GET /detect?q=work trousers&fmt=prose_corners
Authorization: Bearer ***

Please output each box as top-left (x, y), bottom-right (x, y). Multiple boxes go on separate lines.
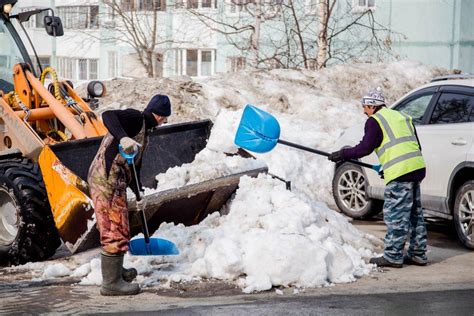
top-left (88, 133), bottom-right (131, 254)
top-left (383, 181), bottom-right (428, 264)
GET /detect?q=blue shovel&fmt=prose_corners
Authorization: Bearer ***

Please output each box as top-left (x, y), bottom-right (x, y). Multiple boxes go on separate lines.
top-left (234, 104), bottom-right (382, 173)
top-left (120, 146), bottom-right (179, 256)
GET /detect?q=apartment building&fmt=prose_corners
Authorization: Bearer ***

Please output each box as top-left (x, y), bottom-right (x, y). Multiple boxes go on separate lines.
top-left (14, 0), bottom-right (474, 82)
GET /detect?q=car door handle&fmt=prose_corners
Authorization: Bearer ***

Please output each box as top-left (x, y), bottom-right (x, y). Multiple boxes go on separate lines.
top-left (451, 138), bottom-right (468, 146)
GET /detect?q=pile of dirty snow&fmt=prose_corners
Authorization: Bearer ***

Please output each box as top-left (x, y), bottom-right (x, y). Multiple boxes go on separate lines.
top-left (91, 60), bottom-right (448, 205)
top-left (7, 61), bottom-right (448, 293)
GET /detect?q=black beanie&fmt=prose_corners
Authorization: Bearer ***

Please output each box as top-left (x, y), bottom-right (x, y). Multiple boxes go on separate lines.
top-left (144, 94), bottom-right (171, 117)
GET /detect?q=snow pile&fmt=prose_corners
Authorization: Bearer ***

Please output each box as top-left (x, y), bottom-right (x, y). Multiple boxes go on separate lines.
top-left (86, 174), bottom-right (375, 292)
top-left (81, 104), bottom-right (378, 292)
top-left (151, 175), bottom-right (373, 292)
top-left (95, 60), bottom-right (447, 205)
top-left (42, 263), bottom-right (71, 278)
top-left (92, 60), bottom-right (448, 125)
top-left (8, 61), bottom-right (447, 292)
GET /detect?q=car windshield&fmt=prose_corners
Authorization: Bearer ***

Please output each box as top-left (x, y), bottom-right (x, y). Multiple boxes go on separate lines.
top-left (0, 16), bottom-right (25, 93)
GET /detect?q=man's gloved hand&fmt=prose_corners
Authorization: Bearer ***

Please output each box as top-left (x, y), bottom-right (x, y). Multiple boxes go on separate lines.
top-left (328, 150), bottom-right (344, 163)
top-left (120, 137), bottom-right (140, 154)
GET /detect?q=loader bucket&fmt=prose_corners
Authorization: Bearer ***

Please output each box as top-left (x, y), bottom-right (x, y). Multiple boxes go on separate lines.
top-left (39, 120), bottom-right (267, 254)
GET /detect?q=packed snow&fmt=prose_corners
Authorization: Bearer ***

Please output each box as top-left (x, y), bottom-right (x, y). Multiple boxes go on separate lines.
top-left (5, 61), bottom-right (448, 292)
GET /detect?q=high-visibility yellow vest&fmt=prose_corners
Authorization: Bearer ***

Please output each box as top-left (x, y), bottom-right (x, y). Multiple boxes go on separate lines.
top-left (372, 108), bottom-right (425, 184)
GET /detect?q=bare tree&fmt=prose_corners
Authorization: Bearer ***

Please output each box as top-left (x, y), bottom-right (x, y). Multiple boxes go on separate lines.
top-left (317, 0), bottom-right (400, 68)
top-left (190, 0), bottom-right (398, 71)
top-left (187, 0), bottom-right (284, 68)
top-left (101, 0), bottom-right (169, 78)
top-left (316, 0), bottom-right (332, 69)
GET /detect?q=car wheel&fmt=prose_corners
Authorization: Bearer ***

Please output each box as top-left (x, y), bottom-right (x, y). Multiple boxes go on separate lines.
top-left (332, 163), bottom-right (383, 219)
top-left (453, 180), bottom-right (474, 249)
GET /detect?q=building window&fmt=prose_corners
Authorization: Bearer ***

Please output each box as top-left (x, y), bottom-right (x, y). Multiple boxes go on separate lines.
top-left (57, 57), bottom-right (99, 80)
top-left (352, 0), bottom-right (375, 12)
top-left (186, 49), bottom-right (198, 76)
top-left (228, 56), bottom-right (246, 72)
top-left (79, 59), bottom-right (88, 80)
top-left (89, 59), bottom-right (98, 79)
top-left (136, 0), bottom-right (166, 11)
top-left (176, 0), bottom-right (217, 9)
top-left (122, 0), bottom-right (166, 11)
top-left (90, 6), bottom-right (99, 27)
top-left (201, 51), bottom-right (212, 76)
top-left (176, 49), bottom-right (215, 77)
top-left (57, 6), bottom-right (100, 29)
top-left (121, 0), bottom-right (137, 11)
top-left (202, 0), bottom-right (212, 8)
top-left (108, 51), bottom-right (118, 78)
top-left (187, 0), bottom-right (199, 8)
top-left (229, 0), bottom-right (253, 13)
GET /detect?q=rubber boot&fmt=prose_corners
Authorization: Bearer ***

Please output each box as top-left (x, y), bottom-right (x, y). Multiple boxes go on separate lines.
top-left (122, 267), bottom-right (137, 282)
top-left (101, 252), bottom-right (140, 296)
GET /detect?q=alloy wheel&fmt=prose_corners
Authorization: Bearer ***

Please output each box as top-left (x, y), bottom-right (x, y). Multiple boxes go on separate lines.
top-left (337, 169), bottom-right (369, 212)
top-left (458, 189), bottom-right (473, 243)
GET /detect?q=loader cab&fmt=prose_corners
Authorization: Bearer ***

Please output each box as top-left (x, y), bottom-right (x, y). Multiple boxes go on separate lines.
top-left (0, 11), bottom-right (29, 93)
top-left (0, 1), bottom-right (63, 93)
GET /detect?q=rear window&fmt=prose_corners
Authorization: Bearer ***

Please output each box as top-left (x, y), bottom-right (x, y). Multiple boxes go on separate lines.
top-left (429, 93), bottom-right (474, 124)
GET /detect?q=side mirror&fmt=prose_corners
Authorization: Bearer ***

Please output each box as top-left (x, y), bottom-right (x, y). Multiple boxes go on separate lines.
top-left (44, 15), bottom-right (64, 37)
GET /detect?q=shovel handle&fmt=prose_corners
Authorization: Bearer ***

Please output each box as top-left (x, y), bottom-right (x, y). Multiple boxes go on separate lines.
top-left (130, 161), bottom-right (151, 244)
top-left (120, 145), bottom-right (151, 244)
top-left (277, 139), bottom-right (381, 172)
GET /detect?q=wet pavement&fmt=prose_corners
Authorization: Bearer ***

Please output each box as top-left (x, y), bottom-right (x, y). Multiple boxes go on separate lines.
top-left (0, 218), bottom-right (472, 315)
top-left (151, 289), bottom-right (474, 316)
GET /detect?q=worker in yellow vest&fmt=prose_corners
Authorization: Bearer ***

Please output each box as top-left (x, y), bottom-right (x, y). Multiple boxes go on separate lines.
top-left (329, 87), bottom-right (428, 268)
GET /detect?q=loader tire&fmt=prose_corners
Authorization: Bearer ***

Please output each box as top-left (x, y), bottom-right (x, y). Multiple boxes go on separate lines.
top-left (0, 158), bottom-right (60, 265)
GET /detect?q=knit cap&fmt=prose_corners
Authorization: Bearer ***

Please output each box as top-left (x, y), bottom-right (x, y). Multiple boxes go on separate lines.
top-left (144, 94), bottom-right (171, 117)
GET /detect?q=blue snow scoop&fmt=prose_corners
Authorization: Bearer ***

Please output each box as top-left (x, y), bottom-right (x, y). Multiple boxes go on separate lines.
top-left (234, 105), bottom-right (382, 173)
top-left (119, 146), bottom-right (179, 256)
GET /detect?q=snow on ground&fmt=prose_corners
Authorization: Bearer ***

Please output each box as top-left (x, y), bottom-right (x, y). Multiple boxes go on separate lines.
top-left (9, 61), bottom-right (448, 292)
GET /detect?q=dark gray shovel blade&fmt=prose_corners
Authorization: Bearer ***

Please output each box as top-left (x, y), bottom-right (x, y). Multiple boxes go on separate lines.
top-left (129, 237), bottom-right (179, 256)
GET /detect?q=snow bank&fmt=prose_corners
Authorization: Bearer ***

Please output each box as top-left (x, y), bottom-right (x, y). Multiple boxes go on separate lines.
top-left (93, 60), bottom-right (447, 205)
top-left (12, 61), bottom-right (447, 292)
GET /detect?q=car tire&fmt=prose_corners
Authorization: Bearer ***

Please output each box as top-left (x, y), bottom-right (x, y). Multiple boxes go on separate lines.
top-left (453, 180), bottom-right (474, 250)
top-left (332, 163), bottom-right (383, 219)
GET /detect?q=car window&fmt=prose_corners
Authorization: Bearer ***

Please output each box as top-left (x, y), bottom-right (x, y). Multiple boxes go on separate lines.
top-left (394, 93), bottom-right (434, 124)
top-left (429, 93), bottom-right (474, 124)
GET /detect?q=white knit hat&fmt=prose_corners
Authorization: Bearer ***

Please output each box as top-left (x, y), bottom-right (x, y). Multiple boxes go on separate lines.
top-left (361, 87), bottom-right (385, 106)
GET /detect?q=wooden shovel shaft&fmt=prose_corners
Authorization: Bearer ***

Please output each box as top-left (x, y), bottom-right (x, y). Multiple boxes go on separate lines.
top-left (277, 139), bottom-right (377, 170)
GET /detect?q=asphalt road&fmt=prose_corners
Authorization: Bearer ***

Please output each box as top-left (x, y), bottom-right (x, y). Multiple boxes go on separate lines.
top-left (0, 218), bottom-right (472, 315)
top-left (143, 289), bottom-right (474, 316)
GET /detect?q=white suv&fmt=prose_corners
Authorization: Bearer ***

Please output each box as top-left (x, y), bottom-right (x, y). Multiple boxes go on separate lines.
top-left (332, 75), bottom-right (474, 249)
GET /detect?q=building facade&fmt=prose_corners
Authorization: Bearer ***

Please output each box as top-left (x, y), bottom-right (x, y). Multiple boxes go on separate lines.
top-left (14, 0), bottom-right (474, 82)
